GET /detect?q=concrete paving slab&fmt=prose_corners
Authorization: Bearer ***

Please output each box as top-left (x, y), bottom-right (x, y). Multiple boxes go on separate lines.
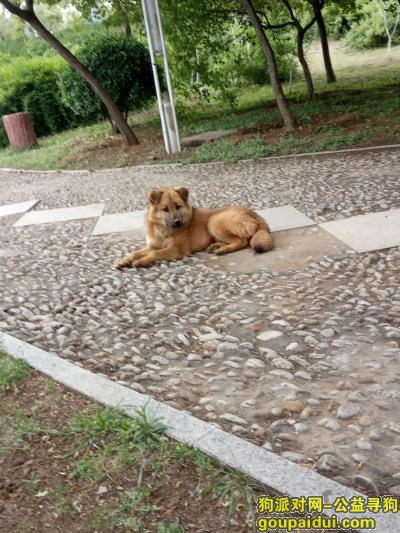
top-left (0, 199), bottom-right (38, 218)
top-left (1, 331), bottom-right (398, 533)
top-left (182, 129), bottom-right (237, 147)
top-left (92, 210), bottom-right (146, 236)
top-left (320, 208), bottom-right (400, 253)
top-left (90, 205), bottom-right (314, 237)
top-left (206, 226), bottom-right (350, 274)
top-left (257, 205), bottom-right (315, 232)
top-left (0, 248), bottom-right (23, 258)
top-left (14, 203), bottom-right (105, 227)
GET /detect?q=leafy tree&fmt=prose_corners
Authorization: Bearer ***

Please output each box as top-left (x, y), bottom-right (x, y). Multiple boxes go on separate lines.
top-left (271, 0), bottom-right (325, 99)
top-left (241, 0), bottom-right (296, 129)
top-left (322, 0), bottom-right (358, 39)
top-left (58, 34), bottom-right (155, 127)
top-left (138, 0), bottom-right (296, 126)
top-left (315, 0), bottom-right (357, 81)
top-left (0, 0), bottom-right (139, 145)
top-left (223, 0), bottom-right (319, 100)
top-left (67, 0), bottom-right (137, 36)
top-left (309, 0), bottom-right (336, 82)
top-left (157, 0), bottom-right (235, 96)
top-left (254, 0), bottom-right (340, 93)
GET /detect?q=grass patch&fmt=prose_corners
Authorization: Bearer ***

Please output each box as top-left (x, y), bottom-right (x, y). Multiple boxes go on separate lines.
top-left (175, 129), bottom-right (374, 164)
top-left (180, 106), bottom-right (280, 136)
top-left (24, 469), bottom-right (40, 494)
top-left (71, 454), bottom-right (106, 481)
top-left (65, 405), bottom-right (257, 530)
top-left (70, 404), bottom-right (167, 448)
top-left (173, 442), bottom-right (257, 523)
top-left (51, 483), bottom-right (79, 519)
top-left (304, 131), bottom-right (369, 152)
top-left (68, 405), bottom-right (168, 488)
top-left (0, 350), bottom-right (31, 390)
top-left (0, 121), bottom-right (115, 170)
top-left (176, 136), bottom-right (275, 164)
top-left (2, 403), bottom-right (60, 455)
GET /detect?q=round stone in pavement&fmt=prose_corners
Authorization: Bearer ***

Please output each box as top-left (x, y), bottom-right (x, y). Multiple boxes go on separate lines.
top-left (337, 403), bottom-right (361, 420)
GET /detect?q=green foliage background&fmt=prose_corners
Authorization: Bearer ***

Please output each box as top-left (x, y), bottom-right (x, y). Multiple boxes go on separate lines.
top-left (343, 0), bottom-right (400, 50)
top-left (58, 34), bottom-right (156, 124)
top-left (0, 0), bottom-right (399, 147)
top-left (0, 56), bottom-right (70, 147)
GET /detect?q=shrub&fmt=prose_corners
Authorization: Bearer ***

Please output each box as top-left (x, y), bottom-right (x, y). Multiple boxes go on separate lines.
top-left (343, 1), bottom-right (400, 50)
top-left (58, 34), bottom-right (156, 124)
top-left (0, 56), bottom-right (71, 148)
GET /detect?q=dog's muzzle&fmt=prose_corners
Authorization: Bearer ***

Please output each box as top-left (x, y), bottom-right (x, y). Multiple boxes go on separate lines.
top-left (171, 218), bottom-right (182, 229)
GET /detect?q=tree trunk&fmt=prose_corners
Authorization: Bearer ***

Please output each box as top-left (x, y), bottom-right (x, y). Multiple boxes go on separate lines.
top-left (297, 29), bottom-right (314, 100)
top-left (374, 0), bottom-right (400, 55)
top-left (125, 19), bottom-right (132, 37)
top-left (241, 0), bottom-right (296, 130)
top-left (314, 5), bottom-right (336, 83)
top-left (121, 1), bottom-right (132, 37)
top-left (8, 7), bottom-right (139, 146)
top-left (288, 56), bottom-right (294, 95)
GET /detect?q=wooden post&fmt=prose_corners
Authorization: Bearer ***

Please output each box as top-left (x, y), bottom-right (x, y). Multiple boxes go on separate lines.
top-left (2, 112), bottom-right (37, 149)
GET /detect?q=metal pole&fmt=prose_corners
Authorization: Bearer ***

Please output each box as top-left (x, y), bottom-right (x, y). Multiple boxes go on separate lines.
top-left (141, 0), bottom-right (171, 153)
top-left (153, 0), bottom-right (181, 152)
top-left (141, 0), bottom-right (180, 154)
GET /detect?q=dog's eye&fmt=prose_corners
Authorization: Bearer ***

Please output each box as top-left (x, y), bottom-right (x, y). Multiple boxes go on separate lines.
top-left (162, 207), bottom-right (169, 212)
top-left (175, 204), bottom-right (182, 209)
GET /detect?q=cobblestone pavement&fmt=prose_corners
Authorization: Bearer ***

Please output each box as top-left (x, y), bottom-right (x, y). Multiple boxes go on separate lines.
top-left (1, 149), bottom-right (400, 495)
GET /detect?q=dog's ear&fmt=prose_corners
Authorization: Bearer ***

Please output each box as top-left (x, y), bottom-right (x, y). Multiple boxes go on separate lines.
top-left (149, 189), bottom-right (163, 204)
top-left (174, 187), bottom-right (189, 202)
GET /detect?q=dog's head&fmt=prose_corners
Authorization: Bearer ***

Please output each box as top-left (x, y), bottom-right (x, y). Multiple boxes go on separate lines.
top-left (147, 187), bottom-right (192, 230)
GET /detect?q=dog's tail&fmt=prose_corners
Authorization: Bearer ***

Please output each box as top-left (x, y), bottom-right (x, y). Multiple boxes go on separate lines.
top-left (250, 221), bottom-right (274, 254)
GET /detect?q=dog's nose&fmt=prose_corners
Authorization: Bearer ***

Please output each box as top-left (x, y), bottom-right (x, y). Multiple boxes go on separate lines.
top-left (171, 219), bottom-right (182, 229)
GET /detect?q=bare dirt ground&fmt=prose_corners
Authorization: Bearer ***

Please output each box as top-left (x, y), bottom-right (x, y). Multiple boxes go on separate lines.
top-left (0, 367), bottom-right (256, 533)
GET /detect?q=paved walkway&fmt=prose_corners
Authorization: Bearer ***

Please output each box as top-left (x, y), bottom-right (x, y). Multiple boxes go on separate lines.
top-left (1, 149), bottom-right (400, 496)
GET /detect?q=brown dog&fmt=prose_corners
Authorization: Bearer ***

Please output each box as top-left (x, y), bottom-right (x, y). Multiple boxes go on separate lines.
top-left (115, 187), bottom-right (273, 268)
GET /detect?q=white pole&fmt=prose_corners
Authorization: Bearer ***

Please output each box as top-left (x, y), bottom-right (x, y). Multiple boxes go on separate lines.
top-left (141, 0), bottom-right (180, 154)
top-left (153, 0), bottom-right (181, 152)
top-left (141, 0), bottom-right (170, 153)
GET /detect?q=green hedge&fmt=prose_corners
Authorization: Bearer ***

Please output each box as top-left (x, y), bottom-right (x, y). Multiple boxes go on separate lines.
top-left (0, 35), bottom-right (156, 148)
top-left (58, 34), bottom-right (156, 124)
top-left (0, 56), bottom-right (72, 148)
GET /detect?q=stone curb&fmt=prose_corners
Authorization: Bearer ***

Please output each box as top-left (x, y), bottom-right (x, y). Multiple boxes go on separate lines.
top-left (1, 331), bottom-right (399, 533)
top-left (0, 168), bottom-right (91, 175)
top-left (1, 143), bottom-right (400, 175)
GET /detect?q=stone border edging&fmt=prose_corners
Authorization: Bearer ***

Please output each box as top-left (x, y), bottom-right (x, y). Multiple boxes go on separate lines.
top-left (1, 331), bottom-right (399, 533)
top-left (1, 144), bottom-right (400, 175)
top-left (0, 168), bottom-right (91, 175)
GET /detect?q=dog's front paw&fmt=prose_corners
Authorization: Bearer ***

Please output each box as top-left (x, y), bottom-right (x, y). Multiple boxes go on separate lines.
top-left (215, 248), bottom-right (228, 255)
top-left (114, 259), bottom-right (133, 270)
top-left (132, 259), bottom-right (151, 268)
top-left (207, 242), bottom-right (223, 254)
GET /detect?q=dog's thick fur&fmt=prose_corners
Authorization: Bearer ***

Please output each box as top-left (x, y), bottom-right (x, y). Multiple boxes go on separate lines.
top-left (115, 187), bottom-right (273, 268)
